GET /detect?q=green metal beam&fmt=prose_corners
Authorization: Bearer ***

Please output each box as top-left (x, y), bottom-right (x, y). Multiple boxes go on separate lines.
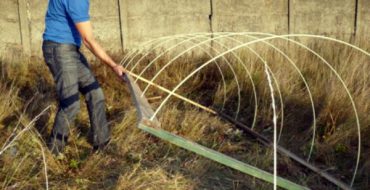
top-left (138, 123), bottom-right (309, 190)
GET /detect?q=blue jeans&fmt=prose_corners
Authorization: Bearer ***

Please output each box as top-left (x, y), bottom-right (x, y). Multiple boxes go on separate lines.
top-left (42, 40), bottom-right (110, 154)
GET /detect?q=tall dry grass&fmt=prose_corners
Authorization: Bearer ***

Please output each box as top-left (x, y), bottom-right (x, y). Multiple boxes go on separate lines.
top-left (0, 36), bottom-right (368, 189)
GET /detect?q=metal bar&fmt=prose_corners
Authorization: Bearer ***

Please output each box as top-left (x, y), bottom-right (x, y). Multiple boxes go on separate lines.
top-left (138, 123), bottom-right (308, 190)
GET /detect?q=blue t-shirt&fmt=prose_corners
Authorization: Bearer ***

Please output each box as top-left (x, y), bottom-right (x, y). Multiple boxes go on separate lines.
top-left (43, 0), bottom-right (90, 46)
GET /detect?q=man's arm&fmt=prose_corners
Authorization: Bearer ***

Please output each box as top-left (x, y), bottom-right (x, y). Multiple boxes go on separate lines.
top-left (75, 21), bottom-right (126, 77)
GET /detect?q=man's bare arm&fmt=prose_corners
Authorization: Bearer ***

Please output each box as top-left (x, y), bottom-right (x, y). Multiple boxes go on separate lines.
top-left (75, 21), bottom-right (125, 76)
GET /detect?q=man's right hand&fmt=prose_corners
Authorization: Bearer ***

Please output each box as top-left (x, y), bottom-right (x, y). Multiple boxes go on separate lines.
top-left (112, 64), bottom-right (126, 77)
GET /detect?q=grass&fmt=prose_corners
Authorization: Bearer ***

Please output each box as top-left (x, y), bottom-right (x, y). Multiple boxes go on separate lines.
top-left (0, 35), bottom-right (369, 189)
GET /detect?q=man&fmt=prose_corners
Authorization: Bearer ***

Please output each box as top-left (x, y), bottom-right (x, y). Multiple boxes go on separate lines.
top-left (42, 0), bottom-right (126, 155)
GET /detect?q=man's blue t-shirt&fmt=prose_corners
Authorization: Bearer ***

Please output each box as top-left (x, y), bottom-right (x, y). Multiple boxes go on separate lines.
top-left (43, 0), bottom-right (90, 46)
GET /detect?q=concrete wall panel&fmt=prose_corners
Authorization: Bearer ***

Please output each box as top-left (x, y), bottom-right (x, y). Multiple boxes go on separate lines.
top-left (358, 0), bottom-right (370, 37)
top-left (290, 0), bottom-right (356, 38)
top-left (0, 0), bottom-right (21, 53)
top-left (124, 0), bottom-right (211, 48)
top-left (213, 0), bottom-right (288, 34)
top-left (30, 0), bottom-right (48, 55)
top-left (90, 0), bottom-right (122, 51)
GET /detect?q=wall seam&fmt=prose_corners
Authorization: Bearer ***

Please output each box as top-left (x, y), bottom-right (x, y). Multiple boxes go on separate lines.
top-left (354, 0), bottom-right (359, 36)
top-left (209, 0), bottom-right (214, 34)
top-left (118, 0), bottom-right (129, 50)
top-left (117, 0), bottom-right (124, 52)
top-left (17, 0), bottom-right (24, 48)
top-left (288, 0), bottom-right (291, 34)
top-left (17, 0), bottom-right (31, 55)
top-left (209, 0), bottom-right (214, 50)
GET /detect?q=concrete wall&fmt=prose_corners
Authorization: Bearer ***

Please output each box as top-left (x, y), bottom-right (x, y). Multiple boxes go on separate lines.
top-left (358, 0), bottom-right (370, 38)
top-left (30, 0), bottom-right (48, 56)
top-left (0, 0), bottom-right (369, 57)
top-left (0, 0), bottom-right (21, 54)
top-left (213, 0), bottom-right (288, 34)
top-left (90, 0), bottom-right (122, 51)
top-left (122, 0), bottom-right (210, 48)
top-left (290, 0), bottom-right (356, 40)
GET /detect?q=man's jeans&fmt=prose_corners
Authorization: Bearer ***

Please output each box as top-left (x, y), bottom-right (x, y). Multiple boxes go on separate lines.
top-left (42, 40), bottom-right (110, 154)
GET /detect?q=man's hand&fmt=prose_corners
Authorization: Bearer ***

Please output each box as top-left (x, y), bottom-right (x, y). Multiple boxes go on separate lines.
top-left (112, 64), bottom-right (126, 77)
